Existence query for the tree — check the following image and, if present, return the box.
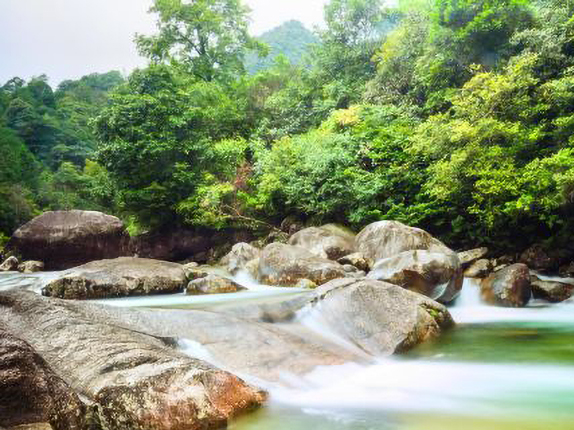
[136,0,266,82]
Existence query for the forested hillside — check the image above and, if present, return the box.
[2,0,574,254]
[0,72,123,239]
[244,20,318,74]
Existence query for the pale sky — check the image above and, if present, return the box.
[0,0,329,86]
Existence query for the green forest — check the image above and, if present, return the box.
[2,0,574,253]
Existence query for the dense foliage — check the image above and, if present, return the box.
[3,0,574,254]
[0,72,123,235]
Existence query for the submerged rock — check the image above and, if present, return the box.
[368,250,462,302]
[355,221,454,263]
[531,277,574,303]
[311,278,454,355]
[220,243,260,275]
[288,224,355,260]
[43,257,187,300]
[258,243,346,286]
[0,324,87,430]
[481,264,532,307]
[0,291,266,429]
[8,210,129,270]
[0,256,19,272]
[17,261,44,273]
[187,274,246,295]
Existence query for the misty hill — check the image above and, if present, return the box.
[246,20,318,73]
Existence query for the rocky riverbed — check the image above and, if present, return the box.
[1,211,574,430]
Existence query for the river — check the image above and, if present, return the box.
[1,272,573,430]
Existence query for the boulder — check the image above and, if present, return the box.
[220,243,260,275]
[0,325,87,430]
[355,221,454,263]
[311,278,454,355]
[0,256,19,272]
[531,277,574,303]
[367,250,463,302]
[519,244,557,272]
[183,265,209,281]
[457,247,489,269]
[131,227,255,263]
[480,263,532,307]
[187,275,246,295]
[8,211,129,270]
[464,259,493,278]
[258,243,346,286]
[17,261,44,273]
[288,224,355,260]
[42,257,187,300]
[337,252,372,272]
[0,292,266,429]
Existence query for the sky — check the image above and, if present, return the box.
[0,0,329,86]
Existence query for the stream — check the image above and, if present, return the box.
[1,273,573,430]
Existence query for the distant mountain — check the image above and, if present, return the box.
[245,20,319,74]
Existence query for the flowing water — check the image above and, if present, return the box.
[2,272,574,430]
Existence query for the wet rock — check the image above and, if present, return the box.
[368,250,463,302]
[259,243,346,286]
[296,279,318,289]
[42,257,187,300]
[0,256,19,272]
[481,264,532,307]
[337,252,372,272]
[531,277,574,303]
[464,259,493,278]
[355,221,454,263]
[183,264,209,281]
[220,243,260,275]
[559,262,574,278]
[244,258,260,280]
[0,324,87,430]
[187,275,246,295]
[0,291,267,429]
[17,261,44,273]
[288,224,355,260]
[520,244,557,272]
[457,247,489,269]
[312,278,454,355]
[8,211,129,270]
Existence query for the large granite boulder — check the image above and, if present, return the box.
[355,221,454,263]
[0,292,266,430]
[0,325,87,430]
[187,275,246,295]
[368,250,463,302]
[481,264,532,307]
[258,243,346,286]
[288,224,355,260]
[42,257,187,300]
[310,278,454,355]
[220,243,260,275]
[531,277,574,303]
[8,211,129,270]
